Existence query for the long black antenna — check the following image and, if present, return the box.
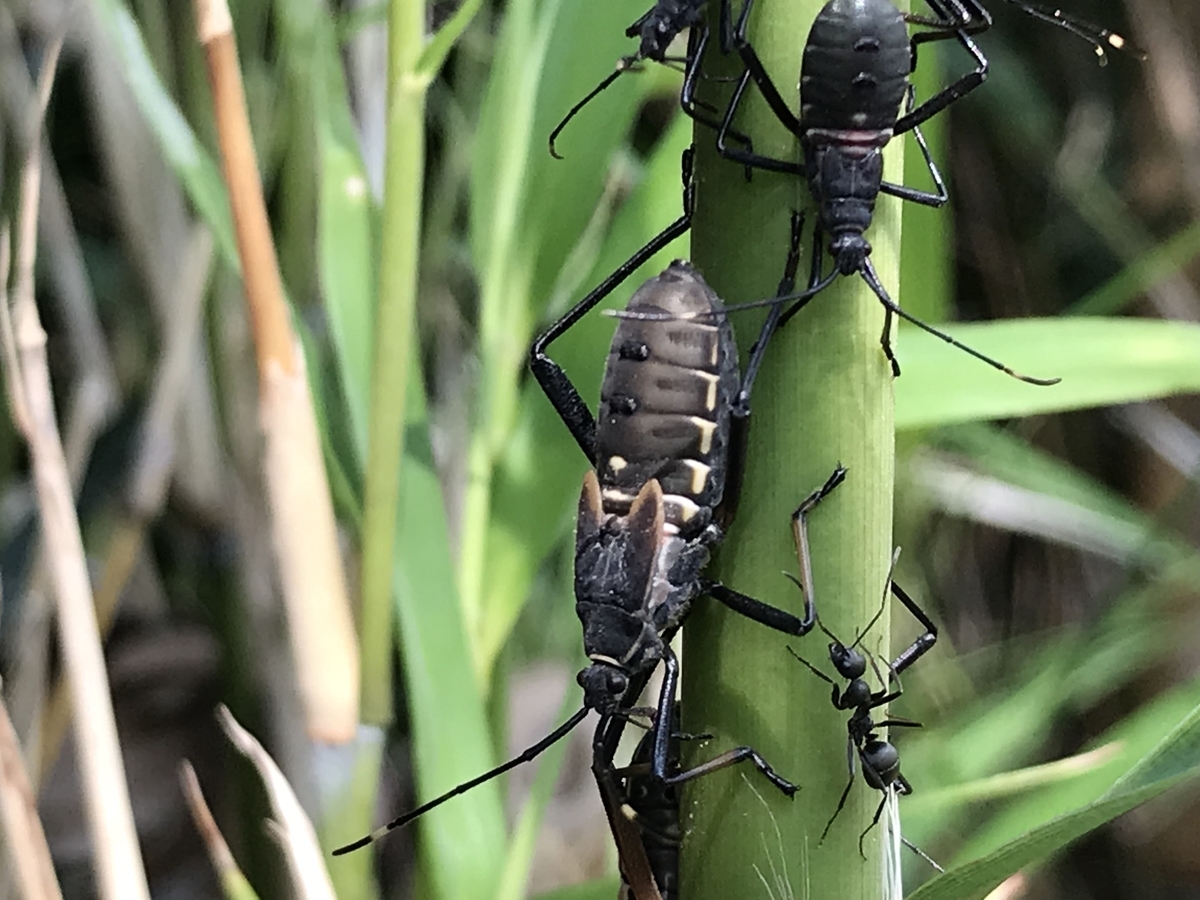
[1001,0,1145,63]
[603,273,837,322]
[858,260,1061,386]
[332,706,590,855]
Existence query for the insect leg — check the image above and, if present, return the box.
[594,714,666,900]
[530,151,697,461]
[896,0,991,135]
[881,87,949,207]
[888,581,938,678]
[818,743,858,844]
[789,463,848,621]
[656,650,796,795]
[728,0,801,133]
[736,210,806,417]
[776,224,837,329]
[705,580,816,637]
[858,791,892,858]
[680,25,755,155]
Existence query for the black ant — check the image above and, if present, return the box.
[786,543,938,857]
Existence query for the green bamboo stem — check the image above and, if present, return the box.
[360,0,426,728]
[337,0,425,893]
[681,0,900,898]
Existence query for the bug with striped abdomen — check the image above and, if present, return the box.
[333,153,835,856]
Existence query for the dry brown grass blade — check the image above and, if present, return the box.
[195,0,358,743]
[215,706,337,900]
[0,34,152,900]
[36,226,216,780]
[0,696,64,900]
[179,761,262,900]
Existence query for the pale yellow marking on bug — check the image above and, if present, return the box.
[683,460,711,494]
[690,417,717,454]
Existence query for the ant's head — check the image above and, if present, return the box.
[577,661,630,715]
[829,641,867,680]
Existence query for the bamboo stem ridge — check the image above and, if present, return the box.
[682,0,899,897]
[196,0,359,742]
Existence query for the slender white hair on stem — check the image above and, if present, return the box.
[744,775,803,900]
[881,786,904,900]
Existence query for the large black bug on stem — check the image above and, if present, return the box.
[333,154,841,856]
[594,699,682,900]
[549,1,751,159]
[608,0,1062,385]
[620,0,1137,382]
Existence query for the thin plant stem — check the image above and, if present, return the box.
[1,37,153,900]
[358,0,427,727]
[197,0,359,743]
[0,697,63,900]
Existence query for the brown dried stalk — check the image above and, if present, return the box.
[195,0,359,742]
[0,697,63,900]
[0,37,151,900]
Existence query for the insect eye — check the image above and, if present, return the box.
[607,670,628,696]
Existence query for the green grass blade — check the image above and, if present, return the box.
[908,694,1200,900]
[461,0,658,675]
[896,318,1200,429]
[91,0,237,265]
[530,880,622,900]
[391,423,506,900]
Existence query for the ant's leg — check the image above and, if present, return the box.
[818,739,858,844]
[888,581,939,678]
[787,645,845,709]
[858,791,892,858]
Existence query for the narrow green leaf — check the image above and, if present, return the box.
[308,6,378,463]
[416,0,488,82]
[1068,221,1200,317]
[90,0,238,265]
[392,432,507,900]
[908,695,1200,900]
[896,318,1200,429]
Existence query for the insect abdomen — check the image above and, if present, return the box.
[596,261,738,533]
[800,0,910,132]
